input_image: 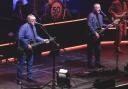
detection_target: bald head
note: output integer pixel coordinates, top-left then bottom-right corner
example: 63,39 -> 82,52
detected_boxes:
27,14 -> 36,26
93,3 -> 101,13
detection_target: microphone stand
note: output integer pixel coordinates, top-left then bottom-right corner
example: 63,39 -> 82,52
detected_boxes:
36,21 -> 67,53
101,10 -> 121,73
114,25 -> 120,72
100,11 -> 120,73
100,10 -> 111,23
36,22 -> 60,89
36,22 -> 60,47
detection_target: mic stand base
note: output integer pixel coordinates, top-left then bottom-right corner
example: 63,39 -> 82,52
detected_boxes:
41,49 -> 60,89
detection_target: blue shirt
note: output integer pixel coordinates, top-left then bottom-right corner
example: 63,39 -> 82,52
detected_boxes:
88,12 -> 104,35
18,23 -> 44,48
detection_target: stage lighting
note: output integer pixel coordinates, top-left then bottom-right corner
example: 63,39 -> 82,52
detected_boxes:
56,69 -> 71,88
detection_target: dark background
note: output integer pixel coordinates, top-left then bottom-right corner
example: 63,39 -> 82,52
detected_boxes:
0,0 -> 120,58
0,0 -> 112,43
0,0 -> 112,18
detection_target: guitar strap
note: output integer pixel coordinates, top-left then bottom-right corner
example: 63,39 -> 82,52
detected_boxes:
96,13 -> 102,29
31,26 -> 36,43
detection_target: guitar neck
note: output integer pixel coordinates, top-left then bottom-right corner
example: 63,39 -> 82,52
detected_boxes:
97,24 -> 112,34
30,38 -> 54,47
31,42 -> 44,47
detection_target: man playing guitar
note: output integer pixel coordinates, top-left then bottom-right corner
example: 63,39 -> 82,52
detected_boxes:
109,0 -> 128,52
87,3 -> 108,68
17,14 -> 50,84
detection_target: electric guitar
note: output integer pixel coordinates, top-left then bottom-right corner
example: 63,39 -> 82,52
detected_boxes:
30,38 -> 55,48
18,38 -> 54,53
30,39 -> 50,47
96,19 -> 119,35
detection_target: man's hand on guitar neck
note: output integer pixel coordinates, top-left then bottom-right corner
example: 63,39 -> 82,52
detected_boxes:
43,39 -> 50,43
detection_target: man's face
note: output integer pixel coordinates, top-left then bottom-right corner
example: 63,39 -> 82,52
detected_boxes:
94,4 -> 101,13
28,16 -> 36,26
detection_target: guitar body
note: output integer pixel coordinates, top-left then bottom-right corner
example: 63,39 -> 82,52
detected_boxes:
17,41 -> 36,56
93,22 -> 115,41
92,28 -> 104,41
17,46 -> 33,57
96,28 -> 105,36
17,38 -> 53,55
17,40 -> 44,55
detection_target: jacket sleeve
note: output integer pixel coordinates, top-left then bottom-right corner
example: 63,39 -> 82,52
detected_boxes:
18,26 -> 29,48
88,13 -> 96,34
36,35 -> 44,42
35,30 -> 44,42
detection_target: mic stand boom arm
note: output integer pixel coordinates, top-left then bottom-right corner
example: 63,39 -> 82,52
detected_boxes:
36,22 -> 68,55
36,22 -> 60,47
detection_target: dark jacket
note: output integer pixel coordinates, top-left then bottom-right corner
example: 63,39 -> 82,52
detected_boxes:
87,12 -> 104,35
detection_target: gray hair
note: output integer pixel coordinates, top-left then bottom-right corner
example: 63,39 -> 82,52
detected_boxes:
93,3 -> 101,8
26,14 -> 36,21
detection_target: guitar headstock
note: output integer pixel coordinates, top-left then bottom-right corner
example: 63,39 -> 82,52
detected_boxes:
44,39 -> 50,43
113,19 -> 120,25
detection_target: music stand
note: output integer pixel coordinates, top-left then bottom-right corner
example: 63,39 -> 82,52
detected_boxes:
36,18 -> 60,89
41,49 -> 60,89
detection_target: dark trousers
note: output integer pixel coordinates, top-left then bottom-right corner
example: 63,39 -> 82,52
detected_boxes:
17,50 -> 34,80
87,36 -> 101,66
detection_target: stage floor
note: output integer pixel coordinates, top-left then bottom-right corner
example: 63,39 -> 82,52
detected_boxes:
0,44 -> 128,89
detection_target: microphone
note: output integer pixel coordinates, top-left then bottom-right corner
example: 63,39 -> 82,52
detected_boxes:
36,22 -> 60,47
100,10 -> 107,17
35,22 -> 42,25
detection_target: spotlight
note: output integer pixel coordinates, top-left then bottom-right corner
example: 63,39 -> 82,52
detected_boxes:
56,69 -> 71,88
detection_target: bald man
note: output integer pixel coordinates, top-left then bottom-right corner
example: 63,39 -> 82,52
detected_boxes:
17,14 -> 49,84
87,3 -> 106,68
